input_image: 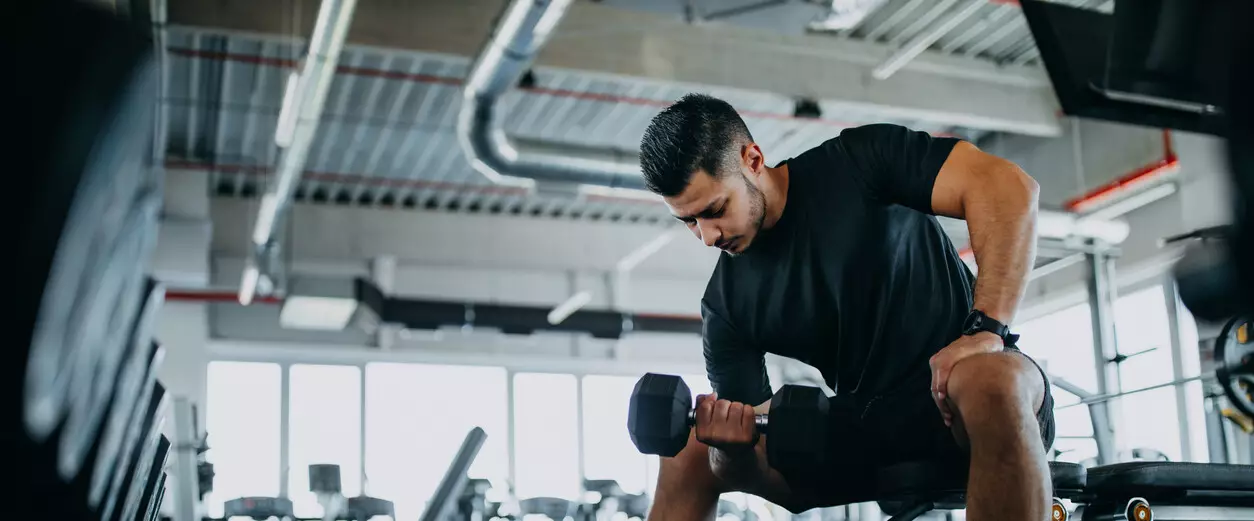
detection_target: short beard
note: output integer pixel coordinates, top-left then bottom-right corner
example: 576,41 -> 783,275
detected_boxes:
729,172 -> 767,256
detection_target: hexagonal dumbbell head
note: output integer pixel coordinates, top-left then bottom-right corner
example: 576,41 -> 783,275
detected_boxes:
765,384 -> 829,474
627,373 -> 693,457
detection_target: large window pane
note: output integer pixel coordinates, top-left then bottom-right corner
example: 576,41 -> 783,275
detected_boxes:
365,363 -> 508,521
1016,303 -> 1097,393
289,365 -> 362,517
582,375 -> 651,495
514,373 -> 580,500
205,362 -> 281,518
1114,285 -> 1182,461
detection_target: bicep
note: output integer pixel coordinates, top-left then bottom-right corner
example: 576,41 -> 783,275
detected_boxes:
930,140 -> 1036,219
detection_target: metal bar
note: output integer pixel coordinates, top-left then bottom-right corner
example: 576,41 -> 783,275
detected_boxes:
280,362 -> 292,497
1055,374 -> 1212,410
1163,281 -> 1194,462
575,375 -> 586,487
1029,253 -> 1086,282
151,0 -> 170,164
172,397 -> 198,521
962,16 -> 1024,58
939,4 -> 1012,54
1085,247 -> 1120,464
700,0 -> 787,21
506,369 -> 518,490
864,0 -> 928,42
889,0 -> 959,47
359,362 -> 367,494
875,0 -> 984,80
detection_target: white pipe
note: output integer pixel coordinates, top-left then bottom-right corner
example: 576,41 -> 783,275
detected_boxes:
873,0 -> 986,80
547,291 -> 593,325
241,0 -> 358,303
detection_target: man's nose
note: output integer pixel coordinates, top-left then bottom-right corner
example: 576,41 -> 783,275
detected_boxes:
697,220 -> 720,247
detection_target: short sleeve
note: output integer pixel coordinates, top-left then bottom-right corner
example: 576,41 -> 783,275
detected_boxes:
701,300 -> 771,406
829,123 -> 961,214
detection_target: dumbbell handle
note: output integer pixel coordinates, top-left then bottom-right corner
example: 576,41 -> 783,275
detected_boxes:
686,410 -> 769,432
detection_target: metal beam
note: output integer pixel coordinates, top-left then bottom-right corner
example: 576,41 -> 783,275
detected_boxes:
873,0 -> 986,80
1085,246 -> 1120,464
167,0 -> 1062,136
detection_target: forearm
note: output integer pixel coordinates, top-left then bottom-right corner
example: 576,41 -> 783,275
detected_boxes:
966,164 -> 1039,324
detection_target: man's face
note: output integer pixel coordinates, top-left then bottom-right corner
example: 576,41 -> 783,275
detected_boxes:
664,166 -> 767,256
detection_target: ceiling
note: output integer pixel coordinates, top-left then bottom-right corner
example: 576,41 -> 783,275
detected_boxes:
159,0 -> 1108,230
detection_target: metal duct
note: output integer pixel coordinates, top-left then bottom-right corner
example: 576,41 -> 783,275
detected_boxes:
239,0 -> 358,305
457,0 -> 647,191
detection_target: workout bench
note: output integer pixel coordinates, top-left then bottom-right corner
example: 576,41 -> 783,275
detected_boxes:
864,459 -> 1254,521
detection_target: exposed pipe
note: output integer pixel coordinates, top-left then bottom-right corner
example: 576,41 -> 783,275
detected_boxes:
456,0 -> 647,191
240,0 -> 358,305
873,0 -> 987,80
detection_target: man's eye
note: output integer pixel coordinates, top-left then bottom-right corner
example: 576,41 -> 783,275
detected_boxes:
711,207 -> 725,218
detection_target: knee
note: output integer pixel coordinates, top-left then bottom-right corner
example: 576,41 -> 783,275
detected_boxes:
946,352 -> 1044,416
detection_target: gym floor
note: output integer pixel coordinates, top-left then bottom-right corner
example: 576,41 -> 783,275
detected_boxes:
15,1 -> 1253,520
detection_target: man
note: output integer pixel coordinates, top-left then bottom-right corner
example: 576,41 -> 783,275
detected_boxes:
637,93 -> 1054,520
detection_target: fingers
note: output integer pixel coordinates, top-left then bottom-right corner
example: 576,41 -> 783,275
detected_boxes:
693,395 -> 758,449
931,356 -> 954,427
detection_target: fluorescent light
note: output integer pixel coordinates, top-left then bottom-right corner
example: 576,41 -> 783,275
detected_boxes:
616,229 -> 682,273
275,71 -> 302,148
238,264 -> 259,305
547,291 -> 593,325
279,295 -> 359,330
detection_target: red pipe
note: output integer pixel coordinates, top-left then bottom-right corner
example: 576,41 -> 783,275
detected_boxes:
167,47 -> 958,135
166,289 -> 283,304
1062,130 -> 1179,212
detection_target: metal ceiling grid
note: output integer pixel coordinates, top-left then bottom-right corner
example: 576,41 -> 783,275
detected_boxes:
163,26 -> 973,225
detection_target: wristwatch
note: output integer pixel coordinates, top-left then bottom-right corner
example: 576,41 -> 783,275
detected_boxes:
962,309 -> 1019,347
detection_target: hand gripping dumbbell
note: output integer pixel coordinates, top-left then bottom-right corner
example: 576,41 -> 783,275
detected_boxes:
626,373 -> 829,474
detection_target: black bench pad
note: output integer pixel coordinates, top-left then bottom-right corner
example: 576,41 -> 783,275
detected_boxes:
875,460 -> 1086,496
1087,462 -> 1254,492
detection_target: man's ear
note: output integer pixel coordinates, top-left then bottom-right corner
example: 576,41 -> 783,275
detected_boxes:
743,143 -> 765,174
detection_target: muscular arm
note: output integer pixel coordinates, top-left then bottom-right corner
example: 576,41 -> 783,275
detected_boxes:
931,141 -> 1040,324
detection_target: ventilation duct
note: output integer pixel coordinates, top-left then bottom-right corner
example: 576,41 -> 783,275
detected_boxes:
457,0 -> 648,192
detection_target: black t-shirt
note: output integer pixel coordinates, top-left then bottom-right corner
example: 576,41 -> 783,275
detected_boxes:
701,124 -> 976,406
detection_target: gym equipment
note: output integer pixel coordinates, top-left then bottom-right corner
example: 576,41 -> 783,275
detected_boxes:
419,427 -> 488,521
11,0 -> 163,518
102,342 -> 166,521
92,280 -> 165,510
627,373 -> 829,474
116,382 -> 169,521
133,436 -> 171,521
224,497 -> 295,519
581,479 -> 648,520
1216,317 -> 1254,420
310,463 -> 347,520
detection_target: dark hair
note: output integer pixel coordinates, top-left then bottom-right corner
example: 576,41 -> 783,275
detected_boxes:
639,93 -> 754,197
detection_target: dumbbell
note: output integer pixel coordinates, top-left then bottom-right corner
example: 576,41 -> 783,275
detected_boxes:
626,373 -> 828,474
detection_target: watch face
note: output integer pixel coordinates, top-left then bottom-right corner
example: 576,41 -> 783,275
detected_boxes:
964,312 -> 982,333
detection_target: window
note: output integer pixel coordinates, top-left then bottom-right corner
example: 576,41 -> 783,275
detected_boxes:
514,373 -> 580,499
1016,303 -> 1098,445
582,375 -> 651,495
1113,285 -> 1183,461
1173,296 -> 1211,461
288,365 -> 362,517
1016,303 -> 1097,392
365,363 -> 508,521
205,362 -> 282,518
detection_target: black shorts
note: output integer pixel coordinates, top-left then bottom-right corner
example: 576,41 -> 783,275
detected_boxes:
785,347 -> 1055,500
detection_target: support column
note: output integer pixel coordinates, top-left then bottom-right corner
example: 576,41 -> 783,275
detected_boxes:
1085,243 -> 1121,464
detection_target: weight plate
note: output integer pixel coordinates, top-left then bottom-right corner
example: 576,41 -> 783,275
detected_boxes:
115,383 -> 168,521
101,344 -> 165,521
59,165 -> 162,482
24,40 -> 159,446
88,280 -> 165,508
132,436 -> 170,521
1216,317 -> 1254,420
